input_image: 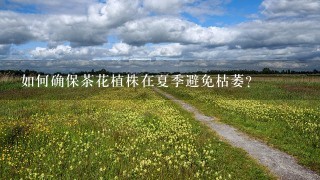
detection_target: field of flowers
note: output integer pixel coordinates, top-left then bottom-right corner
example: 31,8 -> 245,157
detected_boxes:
162,76 -> 320,174
0,86 -> 273,179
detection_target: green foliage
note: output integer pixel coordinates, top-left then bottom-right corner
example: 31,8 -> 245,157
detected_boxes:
163,75 -> 320,174
0,87 -> 273,179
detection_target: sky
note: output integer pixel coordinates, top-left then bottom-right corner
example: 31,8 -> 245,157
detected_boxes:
0,0 -> 320,72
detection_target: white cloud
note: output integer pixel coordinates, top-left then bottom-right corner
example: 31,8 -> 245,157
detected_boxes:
1,0 -> 320,61
149,43 -> 184,57
184,0 -> 226,18
143,0 -> 226,18
232,19 -> 320,49
257,61 -> 308,69
42,15 -> 109,47
0,44 -> 11,59
0,45 -> 11,55
118,17 -> 237,46
109,43 -> 135,55
261,0 -> 320,18
30,45 -> 92,60
0,12 -> 35,44
0,0 -> 148,47
190,45 -> 320,60
88,0 -> 145,27
0,11 -> 107,47
143,0 -> 192,14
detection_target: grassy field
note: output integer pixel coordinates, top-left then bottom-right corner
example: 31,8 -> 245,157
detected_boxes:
0,79 -> 274,179
162,75 -> 320,174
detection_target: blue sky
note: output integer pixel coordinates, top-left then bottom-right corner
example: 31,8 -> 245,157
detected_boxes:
0,0 -> 320,67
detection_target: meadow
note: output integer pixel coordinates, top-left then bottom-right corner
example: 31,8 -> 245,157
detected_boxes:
162,75 -> 320,174
0,78 -> 274,179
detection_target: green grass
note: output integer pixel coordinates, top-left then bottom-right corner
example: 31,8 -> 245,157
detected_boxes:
162,75 -> 320,174
0,83 -> 274,179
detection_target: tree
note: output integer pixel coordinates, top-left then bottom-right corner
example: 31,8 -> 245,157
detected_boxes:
262,68 -> 271,74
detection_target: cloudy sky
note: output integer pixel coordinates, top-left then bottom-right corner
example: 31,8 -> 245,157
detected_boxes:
0,0 -> 320,66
